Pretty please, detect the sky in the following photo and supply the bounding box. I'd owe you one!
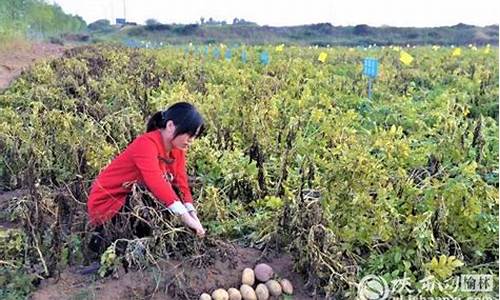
[52,0,499,27]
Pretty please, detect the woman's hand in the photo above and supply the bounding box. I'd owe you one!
[194,224,205,238]
[190,211,205,237]
[180,212,205,238]
[189,210,200,222]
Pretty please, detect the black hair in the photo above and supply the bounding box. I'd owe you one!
[146,102,205,138]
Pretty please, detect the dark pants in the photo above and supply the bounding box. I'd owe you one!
[88,194,155,254]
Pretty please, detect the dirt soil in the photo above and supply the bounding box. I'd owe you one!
[31,245,313,300]
[0,41,66,91]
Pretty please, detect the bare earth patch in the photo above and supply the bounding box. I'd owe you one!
[32,245,312,300]
[0,41,66,91]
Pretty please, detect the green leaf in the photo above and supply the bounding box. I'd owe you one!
[394,251,402,263]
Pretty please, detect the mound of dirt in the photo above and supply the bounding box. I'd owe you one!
[31,244,313,300]
[0,41,67,91]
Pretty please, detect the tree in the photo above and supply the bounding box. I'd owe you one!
[353,24,371,35]
[88,19,112,32]
[0,0,86,39]
[145,18,160,26]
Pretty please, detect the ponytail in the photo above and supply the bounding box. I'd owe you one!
[146,111,166,132]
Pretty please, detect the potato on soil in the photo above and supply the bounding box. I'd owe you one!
[228,287,242,300]
[265,280,282,297]
[212,289,229,300]
[280,278,294,294]
[254,263,274,282]
[241,267,255,285]
[200,293,212,300]
[240,284,257,300]
[255,283,269,300]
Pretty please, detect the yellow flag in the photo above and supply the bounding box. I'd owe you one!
[275,44,285,52]
[484,44,491,54]
[318,52,328,63]
[452,48,461,57]
[399,50,414,65]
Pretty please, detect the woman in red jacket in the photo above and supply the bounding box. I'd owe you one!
[87,102,206,254]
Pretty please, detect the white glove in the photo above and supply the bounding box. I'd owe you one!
[184,202,196,212]
[167,201,188,215]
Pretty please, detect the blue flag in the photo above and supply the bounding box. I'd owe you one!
[260,51,269,65]
[241,50,247,63]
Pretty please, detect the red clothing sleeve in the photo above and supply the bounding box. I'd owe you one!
[130,137,180,207]
[173,150,194,204]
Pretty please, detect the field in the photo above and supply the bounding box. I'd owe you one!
[0,44,498,299]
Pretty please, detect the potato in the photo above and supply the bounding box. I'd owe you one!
[255,283,269,300]
[280,279,294,294]
[200,293,212,300]
[265,280,282,297]
[228,287,242,300]
[241,267,255,286]
[240,284,257,300]
[212,288,229,300]
[254,263,274,282]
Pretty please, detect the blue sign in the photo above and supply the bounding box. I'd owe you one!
[363,58,379,78]
[260,51,269,65]
[213,48,220,59]
[363,57,379,99]
[225,49,232,60]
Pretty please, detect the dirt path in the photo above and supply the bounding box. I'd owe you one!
[0,41,67,91]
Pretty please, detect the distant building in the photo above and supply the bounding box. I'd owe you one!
[116,18,126,25]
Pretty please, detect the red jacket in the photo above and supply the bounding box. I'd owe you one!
[87,130,193,225]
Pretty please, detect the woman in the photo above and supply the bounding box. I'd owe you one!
[87,102,206,250]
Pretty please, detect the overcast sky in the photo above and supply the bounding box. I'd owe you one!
[53,0,499,27]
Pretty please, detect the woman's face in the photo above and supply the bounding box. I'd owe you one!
[171,133,194,151]
[164,121,201,151]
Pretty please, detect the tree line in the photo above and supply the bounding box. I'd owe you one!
[0,0,86,41]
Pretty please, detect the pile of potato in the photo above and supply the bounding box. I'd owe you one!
[199,263,294,300]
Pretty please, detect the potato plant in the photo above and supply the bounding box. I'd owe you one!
[0,45,497,298]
